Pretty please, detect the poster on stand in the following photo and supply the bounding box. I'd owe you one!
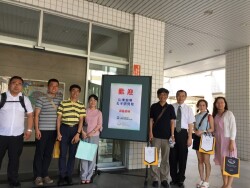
[100,75,151,142]
[108,83,142,131]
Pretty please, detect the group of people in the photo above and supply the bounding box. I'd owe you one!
[150,88,237,188]
[0,76,237,188]
[0,76,102,187]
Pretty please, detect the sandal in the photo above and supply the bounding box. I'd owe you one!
[196,180,203,188]
[86,180,91,184]
[201,181,209,188]
[81,180,86,184]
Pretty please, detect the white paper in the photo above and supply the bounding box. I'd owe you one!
[200,134,214,151]
[144,147,156,163]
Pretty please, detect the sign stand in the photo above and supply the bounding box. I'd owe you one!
[90,142,150,188]
[90,75,152,187]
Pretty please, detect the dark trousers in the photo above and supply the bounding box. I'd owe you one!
[33,130,57,178]
[0,134,23,184]
[169,129,188,183]
[59,124,78,178]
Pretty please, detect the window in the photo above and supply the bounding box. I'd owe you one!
[42,13,89,55]
[0,2,40,45]
[91,25,130,61]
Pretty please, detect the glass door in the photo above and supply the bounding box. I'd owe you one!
[88,60,128,168]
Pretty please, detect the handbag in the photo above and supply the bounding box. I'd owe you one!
[75,140,98,161]
[198,114,215,154]
[143,146,158,166]
[223,155,240,178]
[52,140,60,158]
[198,132,215,154]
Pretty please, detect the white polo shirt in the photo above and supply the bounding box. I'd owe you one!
[172,103,195,129]
[0,91,33,136]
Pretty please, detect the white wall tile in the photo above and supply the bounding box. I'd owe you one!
[226,46,250,160]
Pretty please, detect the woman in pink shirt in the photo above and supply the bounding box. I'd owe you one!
[213,97,237,188]
[80,94,102,184]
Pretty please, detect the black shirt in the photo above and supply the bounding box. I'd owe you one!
[150,102,176,139]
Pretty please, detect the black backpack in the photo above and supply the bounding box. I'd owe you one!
[0,92,27,112]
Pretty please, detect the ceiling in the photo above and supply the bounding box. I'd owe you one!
[86,0,250,77]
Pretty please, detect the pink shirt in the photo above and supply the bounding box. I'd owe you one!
[85,108,103,136]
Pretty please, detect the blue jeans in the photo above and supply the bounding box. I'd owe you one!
[59,124,78,177]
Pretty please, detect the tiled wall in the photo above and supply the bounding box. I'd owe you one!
[127,15,165,169]
[226,46,250,160]
[12,0,166,169]
[132,15,165,103]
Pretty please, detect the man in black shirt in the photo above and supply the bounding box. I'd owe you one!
[149,88,176,188]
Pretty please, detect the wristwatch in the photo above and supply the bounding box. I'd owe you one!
[27,129,32,132]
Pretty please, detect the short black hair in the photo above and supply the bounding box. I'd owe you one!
[69,84,81,92]
[48,78,59,86]
[157,88,169,96]
[88,94,98,102]
[176,89,187,97]
[9,76,24,84]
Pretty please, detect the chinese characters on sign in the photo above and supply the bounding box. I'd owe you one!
[108,83,142,131]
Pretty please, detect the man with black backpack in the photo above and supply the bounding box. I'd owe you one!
[0,76,33,187]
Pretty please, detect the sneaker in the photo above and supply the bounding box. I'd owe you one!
[65,176,73,185]
[161,180,169,188]
[34,177,43,186]
[201,181,209,188]
[177,181,184,187]
[196,180,203,188]
[152,181,158,187]
[43,176,53,184]
[170,180,178,185]
[9,181,21,187]
[57,176,65,186]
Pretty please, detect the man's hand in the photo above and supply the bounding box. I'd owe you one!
[171,135,175,143]
[24,131,32,140]
[35,129,42,140]
[187,137,192,147]
[149,132,153,142]
[57,132,62,141]
[71,134,80,144]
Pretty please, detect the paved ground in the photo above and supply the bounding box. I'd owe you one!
[0,148,248,188]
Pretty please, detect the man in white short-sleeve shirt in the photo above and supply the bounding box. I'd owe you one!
[0,76,33,187]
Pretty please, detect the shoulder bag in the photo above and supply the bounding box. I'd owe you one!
[192,112,208,139]
[153,104,168,127]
